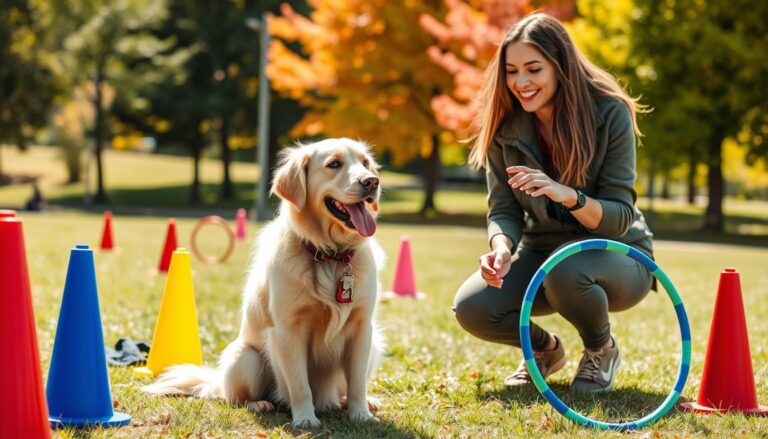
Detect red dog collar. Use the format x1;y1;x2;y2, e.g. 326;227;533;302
303;242;355;264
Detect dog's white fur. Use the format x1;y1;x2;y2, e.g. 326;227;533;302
145;138;385;428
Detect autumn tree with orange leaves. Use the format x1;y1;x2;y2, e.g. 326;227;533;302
268;0;453;213
419;0;573;138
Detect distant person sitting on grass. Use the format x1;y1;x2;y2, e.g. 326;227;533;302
453;13;655;393
25;181;46;212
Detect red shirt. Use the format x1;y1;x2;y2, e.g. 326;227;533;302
536;128;558;180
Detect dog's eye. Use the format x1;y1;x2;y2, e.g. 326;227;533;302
327;160;342;169
362;159;370;168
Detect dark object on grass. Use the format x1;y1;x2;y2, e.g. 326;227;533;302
25;182;46;211
105;338;150;366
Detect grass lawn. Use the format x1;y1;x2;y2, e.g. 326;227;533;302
13;211;768;438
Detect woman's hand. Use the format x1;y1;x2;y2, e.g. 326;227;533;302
506;165;576;204
479;246;511;289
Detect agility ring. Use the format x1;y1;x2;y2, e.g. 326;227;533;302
519;239;691;431
190;216;235;264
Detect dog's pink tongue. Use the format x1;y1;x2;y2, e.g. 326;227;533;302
346;202;377;237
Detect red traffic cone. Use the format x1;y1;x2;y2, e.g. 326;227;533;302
235;208;247;241
158;218;178;273
680;268;768;415
383;235;426;300
100;211;115;250
0;210;52;438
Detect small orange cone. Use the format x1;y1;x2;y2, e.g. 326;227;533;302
157;218;178;273
383;235;425;300
99;211;114;250
680;268;768;414
235;208;247;241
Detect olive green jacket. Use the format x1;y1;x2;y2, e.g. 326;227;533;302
485;98;654;257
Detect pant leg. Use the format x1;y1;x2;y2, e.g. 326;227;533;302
542;247;653;349
453;247;554;350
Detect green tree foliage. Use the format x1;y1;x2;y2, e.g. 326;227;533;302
113;0;301;204
631;0;768;231
113;0;212;204
178;0;262;201
0;0;59;177
35;0;167;203
566;0;678;209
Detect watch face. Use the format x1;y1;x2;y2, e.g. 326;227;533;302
568;189;586;211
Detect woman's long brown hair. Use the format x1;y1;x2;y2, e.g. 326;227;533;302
468;13;647;187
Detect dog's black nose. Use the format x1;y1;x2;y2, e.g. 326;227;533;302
361;176;379;189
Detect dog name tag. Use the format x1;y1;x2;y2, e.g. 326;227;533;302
336;273;354;303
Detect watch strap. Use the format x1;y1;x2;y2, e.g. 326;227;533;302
566;188;586;212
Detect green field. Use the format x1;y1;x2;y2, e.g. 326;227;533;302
11;212;768;438
4;145;768;437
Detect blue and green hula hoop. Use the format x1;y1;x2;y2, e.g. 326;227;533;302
519;239;691;431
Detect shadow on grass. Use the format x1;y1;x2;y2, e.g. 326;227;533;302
190;405;427;439
79;395;425;439
217;400;427;438
480;383;675;423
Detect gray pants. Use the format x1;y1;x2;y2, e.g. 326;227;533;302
454;245;653;350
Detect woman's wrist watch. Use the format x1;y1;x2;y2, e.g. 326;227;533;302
565;188;587;212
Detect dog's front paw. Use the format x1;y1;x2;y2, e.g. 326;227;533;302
291;415;322;429
349;408;379;423
341;395;381;413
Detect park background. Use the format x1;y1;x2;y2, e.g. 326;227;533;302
2;0;768;437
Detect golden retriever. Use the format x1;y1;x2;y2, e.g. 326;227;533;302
145;138;385;428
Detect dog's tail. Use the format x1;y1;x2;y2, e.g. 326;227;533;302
143;365;223;400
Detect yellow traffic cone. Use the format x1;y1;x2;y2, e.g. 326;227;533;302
134;248;202;377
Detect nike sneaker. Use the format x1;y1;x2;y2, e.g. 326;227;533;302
570;337;621;393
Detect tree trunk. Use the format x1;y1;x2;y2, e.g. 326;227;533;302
93;74;108;204
703;136;724;232
687;155;697;205
219;116;236;200
661;172;670;199
64;143;82;184
190;129;203;204
420;133;440;214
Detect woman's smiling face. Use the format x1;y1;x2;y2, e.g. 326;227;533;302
504;42;558;120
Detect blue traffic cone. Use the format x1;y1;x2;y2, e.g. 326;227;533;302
46;244;130;428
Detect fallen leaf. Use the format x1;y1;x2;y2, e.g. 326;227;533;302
539;415;553;432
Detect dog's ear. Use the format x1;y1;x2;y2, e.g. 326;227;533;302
271;146;310;211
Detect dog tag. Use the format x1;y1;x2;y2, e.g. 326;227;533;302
336;273;354;303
